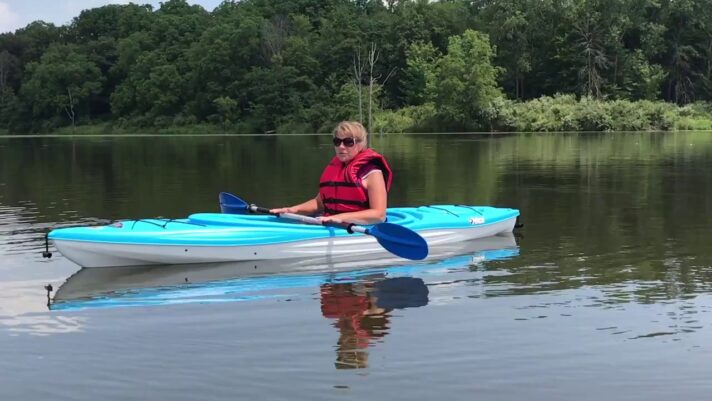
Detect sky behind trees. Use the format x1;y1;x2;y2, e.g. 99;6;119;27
0;0;222;33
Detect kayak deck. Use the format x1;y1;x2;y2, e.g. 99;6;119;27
49;205;519;246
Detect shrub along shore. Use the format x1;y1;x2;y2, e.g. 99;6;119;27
58;96;712;135
373;95;712;134
3;96;710;136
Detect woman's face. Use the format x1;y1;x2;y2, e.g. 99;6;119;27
332;132;364;163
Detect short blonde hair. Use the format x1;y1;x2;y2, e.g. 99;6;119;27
333;121;368;147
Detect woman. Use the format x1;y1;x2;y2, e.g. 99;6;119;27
271;121;392;225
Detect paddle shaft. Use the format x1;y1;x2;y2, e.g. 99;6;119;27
219;192;427;260
249;205;367;234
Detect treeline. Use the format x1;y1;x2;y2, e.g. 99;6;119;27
1;0;712;134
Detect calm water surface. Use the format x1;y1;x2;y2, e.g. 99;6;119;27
1;132;712;400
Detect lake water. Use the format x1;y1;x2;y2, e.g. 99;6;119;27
1;132;712;400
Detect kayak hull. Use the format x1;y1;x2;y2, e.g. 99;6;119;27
49;205;519;268
52;233;519;307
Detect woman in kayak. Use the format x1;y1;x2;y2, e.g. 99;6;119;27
271;121;392;225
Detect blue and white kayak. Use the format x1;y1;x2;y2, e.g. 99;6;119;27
48;205;520;268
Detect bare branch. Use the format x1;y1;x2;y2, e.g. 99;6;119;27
64;87;76;127
353;47;365;122
261;15;290;65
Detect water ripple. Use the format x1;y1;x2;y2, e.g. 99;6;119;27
0;279;86;336
1;202;108;258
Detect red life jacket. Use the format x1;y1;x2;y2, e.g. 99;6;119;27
319;148;393;216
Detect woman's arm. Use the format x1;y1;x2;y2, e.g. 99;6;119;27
271;193;323;215
319;171;387;225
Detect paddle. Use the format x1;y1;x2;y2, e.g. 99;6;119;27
218;192;428;260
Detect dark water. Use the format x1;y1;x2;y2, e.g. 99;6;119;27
1;132;712;400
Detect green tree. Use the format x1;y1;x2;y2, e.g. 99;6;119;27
0;50;21;129
111;0;209;123
660;0;700;103
68;4;156;117
20;44;104;127
70;3;155;41
10;21;64;65
475;0;533;99
213;96;239;127
432;30;503;130
0;50;19;106
556;0;629;98
402;41;440;105
624;49;665;100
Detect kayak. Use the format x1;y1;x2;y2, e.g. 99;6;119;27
52;234;519;310
48;204;520;268
49;204;520;268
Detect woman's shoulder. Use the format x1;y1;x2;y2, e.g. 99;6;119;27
357;161;382;180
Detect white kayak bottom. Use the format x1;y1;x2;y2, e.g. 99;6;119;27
54;233;518;303
54;217;517;268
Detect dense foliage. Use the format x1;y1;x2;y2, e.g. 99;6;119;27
1;0;712;134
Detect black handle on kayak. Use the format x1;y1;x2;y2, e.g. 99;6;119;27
250;205;272;215
219;192;428;260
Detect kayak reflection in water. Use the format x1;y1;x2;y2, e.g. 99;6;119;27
270;121;393;226
320;275;429;369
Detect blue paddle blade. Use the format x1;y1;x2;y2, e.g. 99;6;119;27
369;222;429;260
219;192;249;214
